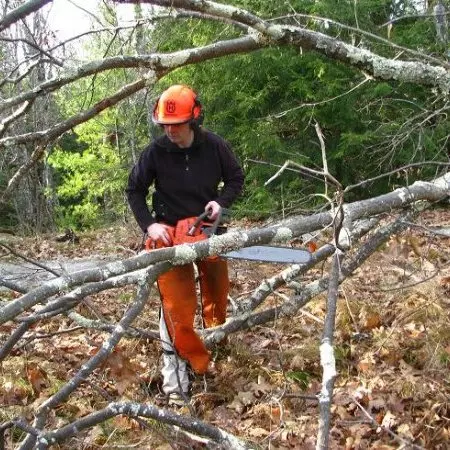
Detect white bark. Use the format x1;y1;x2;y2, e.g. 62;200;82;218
1;173;448;326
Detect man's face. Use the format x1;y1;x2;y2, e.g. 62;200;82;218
163;122;192;148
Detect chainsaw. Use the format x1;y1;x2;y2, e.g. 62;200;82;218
187;209;311;264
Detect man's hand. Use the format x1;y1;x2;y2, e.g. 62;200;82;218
147;223;172;246
205;201;221;220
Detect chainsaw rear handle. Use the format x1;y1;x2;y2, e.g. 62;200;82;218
187;207;225;236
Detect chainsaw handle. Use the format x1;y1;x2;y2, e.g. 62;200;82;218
187;210;209;236
207;208;222;236
187;207;223;236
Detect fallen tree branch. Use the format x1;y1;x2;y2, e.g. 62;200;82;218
18;264;166;449
316;250;343;449
35;401;253;450
0;242;61;277
2;174;448;326
116;0;450;91
237;218;379;314
351;396;425;450
205;215;408;342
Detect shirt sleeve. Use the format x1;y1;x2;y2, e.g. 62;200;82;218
125;147;156;232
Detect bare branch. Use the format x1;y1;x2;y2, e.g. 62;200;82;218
344;161;450;192
0;36;263;114
352;396;425;450
234;218;379;316
0;242;61;277
0;59;41;89
272;13;450;69
271;74;372;119
46;10;249;53
2;76;151;199
316;250;343;450
0;0;52;33
0;101;33;138
406;223;450;237
0;322;29;362
25;267;160;448
36;401;252;450
115;0;450;90
264;159;326;186
211;215;408;339
1;173;448;327
0;276;27;293
0;36;63;65
115;0;272;33
379;12;450;28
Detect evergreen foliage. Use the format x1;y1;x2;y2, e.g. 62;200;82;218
47;32;150;229
14;0;448;228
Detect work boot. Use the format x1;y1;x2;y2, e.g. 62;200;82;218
168;391;190;407
154;391;190;407
154;392;168;406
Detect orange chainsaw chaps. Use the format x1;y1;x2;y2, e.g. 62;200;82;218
158;263;210;374
198;257;229;328
173;216;208;245
151;217;214;375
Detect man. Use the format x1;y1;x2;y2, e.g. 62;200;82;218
126;84;244;404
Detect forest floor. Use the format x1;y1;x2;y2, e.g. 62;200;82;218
0;208;449;449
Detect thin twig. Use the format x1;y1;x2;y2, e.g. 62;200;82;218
271;75;373;119
0;242;61;277
352;396;425;450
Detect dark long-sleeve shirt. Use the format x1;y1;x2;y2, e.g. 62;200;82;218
126;128;244;232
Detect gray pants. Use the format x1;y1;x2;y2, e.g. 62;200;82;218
159;310;190;394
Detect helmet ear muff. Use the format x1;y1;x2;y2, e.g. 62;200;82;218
152;96;161;124
191;95;203;126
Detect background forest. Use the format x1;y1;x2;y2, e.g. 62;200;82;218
0;0;448;233
1;1;449;449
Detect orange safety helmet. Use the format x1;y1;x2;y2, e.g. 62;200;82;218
152;85;202;125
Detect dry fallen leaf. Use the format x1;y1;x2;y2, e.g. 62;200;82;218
103;346;141;394
270;405;281;424
237;390;256;406
369;398;386;412
248;426;268;438
380;410;397;429
396;423;414;439
114;416;141;430
1;381;30;405
247;377;272;397
359;310;382;330
227;397;245;414
357;356;375;373
26;363;48;394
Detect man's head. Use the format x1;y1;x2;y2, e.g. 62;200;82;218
152;85;202;148
152;85;202;126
